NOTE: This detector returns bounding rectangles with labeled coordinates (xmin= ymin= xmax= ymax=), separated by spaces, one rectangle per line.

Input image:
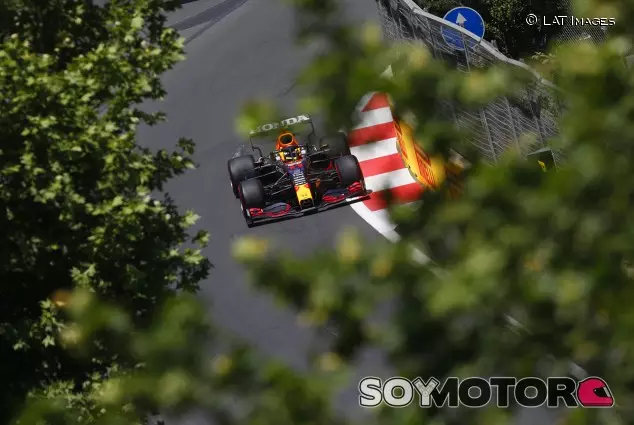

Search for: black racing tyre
xmin=335 ymin=155 xmax=363 ymax=187
xmin=238 ymin=179 xmax=265 ymax=210
xmin=307 ymin=132 xmax=319 ymax=147
xmin=228 ymin=155 xmax=256 ymax=198
xmin=320 ymin=132 xmax=350 ymax=157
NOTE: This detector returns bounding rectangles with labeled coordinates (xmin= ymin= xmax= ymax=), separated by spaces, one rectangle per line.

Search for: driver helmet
xmin=276 ymin=132 xmax=298 ymax=150
xmin=276 ymin=131 xmax=302 ymax=161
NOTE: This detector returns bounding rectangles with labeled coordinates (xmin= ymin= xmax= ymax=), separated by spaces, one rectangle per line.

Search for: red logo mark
xmin=576 ymin=377 xmax=614 ymax=407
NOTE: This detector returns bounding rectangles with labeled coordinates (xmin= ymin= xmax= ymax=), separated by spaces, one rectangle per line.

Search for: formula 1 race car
xmin=227 ymin=114 xmax=371 ymax=227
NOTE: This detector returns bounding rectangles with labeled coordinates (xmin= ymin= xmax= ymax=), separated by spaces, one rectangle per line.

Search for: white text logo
xmin=358 ymin=376 xmax=614 ymax=408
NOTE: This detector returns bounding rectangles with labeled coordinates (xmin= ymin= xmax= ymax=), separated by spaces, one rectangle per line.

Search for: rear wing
xmin=249 ymin=114 xmax=313 ymax=135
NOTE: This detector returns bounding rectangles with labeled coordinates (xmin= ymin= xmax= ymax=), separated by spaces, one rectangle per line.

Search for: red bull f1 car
xmin=227 ymin=114 xmax=371 ymax=227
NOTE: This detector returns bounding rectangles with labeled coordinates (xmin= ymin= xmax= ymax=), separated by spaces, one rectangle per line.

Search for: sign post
xmin=527 ymin=147 xmax=557 ymax=172
xmin=441 ymin=7 xmax=485 ymax=51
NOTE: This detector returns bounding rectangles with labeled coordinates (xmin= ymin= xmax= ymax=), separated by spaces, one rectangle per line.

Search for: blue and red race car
xmin=227 ymin=114 xmax=371 ymax=227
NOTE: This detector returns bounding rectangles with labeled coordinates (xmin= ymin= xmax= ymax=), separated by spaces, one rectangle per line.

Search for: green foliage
xmin=16 ymin=289 xmax=350 ymax=425
xmin=415 ymin=0 xmax=568 ymax=58
xmin=6 ymin=0 xmax=634 ymax=424
xmin=0 ymin=0 xmax=209 ymax=421
xmin=237 ymin=0 xmax=634 ymax=424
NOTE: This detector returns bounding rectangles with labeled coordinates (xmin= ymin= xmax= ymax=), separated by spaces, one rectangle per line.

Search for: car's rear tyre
xmin=321 ymin=132 xmax=350 ymax=157
xmin=308 ymin=132 xmax=319 ymax=147
xmin=228 ymin=155 xmax=256 ymax=198
xmin=335 ymin=155 xmax=363 ymax=187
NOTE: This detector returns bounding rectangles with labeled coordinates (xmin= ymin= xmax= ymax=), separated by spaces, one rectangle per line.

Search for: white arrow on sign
xmin=456 ymin=13 xmax=467 ymax=26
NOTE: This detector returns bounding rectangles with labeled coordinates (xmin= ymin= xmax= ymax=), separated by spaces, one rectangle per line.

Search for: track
xmin=139 ymin=0 xmax=387 ymax=416
xmin=138 ymin=0 xmax=564 ymax=422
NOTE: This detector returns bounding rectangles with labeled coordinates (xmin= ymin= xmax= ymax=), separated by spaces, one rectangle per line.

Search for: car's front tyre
xmin=228 ymin=155 xmax=256 ymax=198
xmin=335 ymin=155 xmax=364 ymax=187
xmin=238 ymin=179 xmax=265 ymax=227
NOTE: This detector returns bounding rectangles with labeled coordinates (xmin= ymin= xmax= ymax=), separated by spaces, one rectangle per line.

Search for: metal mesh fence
xmin=556 ymin=0 xmax=609 ymax=46
xmin=374 ymin=0 xmax=564 ymax=166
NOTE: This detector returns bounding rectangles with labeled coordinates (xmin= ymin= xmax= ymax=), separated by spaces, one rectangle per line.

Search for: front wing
xmin=244 ymin=182 xmax=371 ymax=226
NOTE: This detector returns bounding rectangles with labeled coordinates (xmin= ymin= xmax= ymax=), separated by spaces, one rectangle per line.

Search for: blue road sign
xmin=441 ymin=7 xmax=485 ymax=51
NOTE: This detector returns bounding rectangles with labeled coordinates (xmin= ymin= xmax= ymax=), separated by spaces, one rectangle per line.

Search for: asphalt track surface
xmin=138 ymin=0 xmax=563 ymax=423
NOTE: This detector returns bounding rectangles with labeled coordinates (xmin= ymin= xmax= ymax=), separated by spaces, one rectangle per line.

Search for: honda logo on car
xmin=250 ymin=115 xmax=310 ymax=134
xmin=358 ymin=376 xmax=614 ymax=408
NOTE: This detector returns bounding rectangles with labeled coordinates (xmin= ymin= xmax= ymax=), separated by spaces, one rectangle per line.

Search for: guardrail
xmin=374 ymin=0 xmax=565 ymax=166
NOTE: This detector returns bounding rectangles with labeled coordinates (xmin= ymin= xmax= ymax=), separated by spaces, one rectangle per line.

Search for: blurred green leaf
xmin=6 ymin=0 xmax=634 ymax=425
